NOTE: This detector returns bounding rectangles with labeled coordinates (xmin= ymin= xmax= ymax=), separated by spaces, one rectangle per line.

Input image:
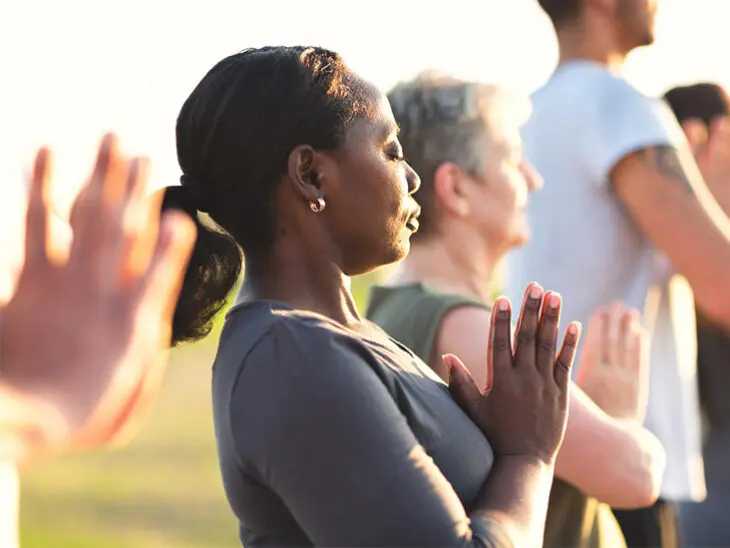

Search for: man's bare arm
xmin=634 ymin=146 xmax=695 ymax=195
xmin=612 ymin=144 xmax=730 ymax=328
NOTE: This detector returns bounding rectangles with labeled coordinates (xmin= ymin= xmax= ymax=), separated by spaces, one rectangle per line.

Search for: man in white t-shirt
xmin=509 ymin=1 xmax=730 ymax=546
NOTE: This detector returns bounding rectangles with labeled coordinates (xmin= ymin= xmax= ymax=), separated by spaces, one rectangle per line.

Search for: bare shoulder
xmin=612 ymin=145 xmax=699 ymax=197
xmin=434 ymin=306 xmax=492 ymax=387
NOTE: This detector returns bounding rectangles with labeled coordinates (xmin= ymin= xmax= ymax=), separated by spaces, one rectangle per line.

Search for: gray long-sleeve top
xmin=211 ymin=301 xmax=510 ymax=547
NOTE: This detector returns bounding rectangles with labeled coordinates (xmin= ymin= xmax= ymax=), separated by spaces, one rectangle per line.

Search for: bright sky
xmin=1 ymin=0 xmax=730 ymax=254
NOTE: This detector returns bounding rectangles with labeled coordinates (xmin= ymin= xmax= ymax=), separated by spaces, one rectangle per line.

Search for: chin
xmin=634 ymin=24 xmax=655 ymax=47
xmin=390 ymin=239 xmax=411 ymax=264
xmin=358 ymin=240 xmax=409 ymax=275
xmin=509 ymin=230 xmax=530 ymax=251
xmin=638 ymin=33 xmax=654 ymax=47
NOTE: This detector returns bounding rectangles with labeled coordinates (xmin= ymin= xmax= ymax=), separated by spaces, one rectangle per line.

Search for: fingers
xmin=445 ymin=354 xmax=482 ymax=418
xmin=24 ymin=148 xmax=53 ymax=271
xmin=104 ymin=157 xmax=152 ymax=288
xmin=555 ymin=322 xmax=581 ymax=390
xmin=709 ymin=116 xmax=730 ymax=151
xmin=619 ymin=308 xmax=639 ymax=368
xmin=137 ymin=211 xmax=196 ymax=327
xmin=681 ymin=118 xmax=709 ymax=157
xmin=68 ymin=134 xmax=124 ymax=272
xmin=512 ymin=281 xmax=538 ymax=354
xmin=68 ymin=135 xmax=155 ymax=295
xmin=536 ymin=291 xmax=561 ymax=376
xmin=490 ymin=297 xmax=513 ymax=384
xmin=514 ymin=284 xmax=543 ymax=369
xmin=125 ymin=166 xmax=162 ymax=282
xmin=627 ymin=321 xmax=649 ymax=373
xmin=602 ymin=303 xmax=621 ymax=365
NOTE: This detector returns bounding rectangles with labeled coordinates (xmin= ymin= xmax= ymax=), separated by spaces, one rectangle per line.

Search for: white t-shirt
xmin=508 ymin=61 xmax=705 ymax=501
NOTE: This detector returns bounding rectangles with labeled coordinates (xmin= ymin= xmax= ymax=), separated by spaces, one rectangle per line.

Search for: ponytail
xmin=160 ymin=186 xmax=242 ymax=346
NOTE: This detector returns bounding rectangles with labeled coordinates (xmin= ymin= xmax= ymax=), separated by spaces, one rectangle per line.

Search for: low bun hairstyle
xmin=163 ymin=46 xmax=370 ymax=346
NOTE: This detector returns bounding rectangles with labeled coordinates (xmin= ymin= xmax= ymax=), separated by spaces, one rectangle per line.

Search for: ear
xmin=286 ymin=145 xmax=324 ymax=204
xmin=433 ymin=162 xmax=470 ymax=218
xmin=681 ymin=118 xmax=709 ymax=156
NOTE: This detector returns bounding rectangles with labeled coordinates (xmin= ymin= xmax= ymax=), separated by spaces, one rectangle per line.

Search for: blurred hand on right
xmin=576 ymin=303 xmax=650 ymax=423
xmin=685 ymin=115 xmax=730 ymax=190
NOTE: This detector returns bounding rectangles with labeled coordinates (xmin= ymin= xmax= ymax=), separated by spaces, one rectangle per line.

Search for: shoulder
xmin=434 ymin=305 xmax=493 ymax=387
xmin=537 ymin=64 xmax=661 ymax=119
xmin=222 ymin=302 xmax=369 ymax=375
xmin=438 ymin=303 xmax=493 ymax=337
xmin=218 ymin=306 xmax=412 ymax=464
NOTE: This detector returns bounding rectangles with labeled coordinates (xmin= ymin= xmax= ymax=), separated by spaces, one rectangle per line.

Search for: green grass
xmin=20 ymin=343 xmax=238 ymax=548
xmin=19 ymin=273 xmax=384 ymax=548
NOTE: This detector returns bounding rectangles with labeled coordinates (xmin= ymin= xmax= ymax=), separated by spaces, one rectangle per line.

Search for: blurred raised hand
xmin=684 ymin=115 xmax=730 ymax=190
xmin=575 ymin=302 xmax=650 ymax=423
xmin=0 ymin=134 xmax=195 ymax=462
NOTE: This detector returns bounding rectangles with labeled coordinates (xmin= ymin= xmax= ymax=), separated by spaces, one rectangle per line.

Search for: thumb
xmin=444 ymin=354 xmax=482 ymax=418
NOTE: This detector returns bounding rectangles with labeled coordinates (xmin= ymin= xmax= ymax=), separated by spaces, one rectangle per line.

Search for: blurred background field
xmin=17 ymin=273 xmax=381 ymax=548
xmin=20 ymin=342 xmax=236 ymax=548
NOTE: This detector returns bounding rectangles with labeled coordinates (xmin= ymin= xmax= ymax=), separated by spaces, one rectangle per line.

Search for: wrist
xmin=0 ymin=384 xmax=73 ymax=462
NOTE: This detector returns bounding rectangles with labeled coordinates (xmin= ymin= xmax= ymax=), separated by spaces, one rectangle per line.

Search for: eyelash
xmin=388 ymin=151 xmax=404 ymax=162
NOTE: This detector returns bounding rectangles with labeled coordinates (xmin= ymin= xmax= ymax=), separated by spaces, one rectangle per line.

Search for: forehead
xmin=488 ymin=113 xmax=524 ymax=148
xmin=345 ymin=84 xmax=398 ymax=145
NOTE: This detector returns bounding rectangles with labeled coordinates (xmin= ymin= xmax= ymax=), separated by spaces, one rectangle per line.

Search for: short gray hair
xmin=388 ymin=71 xmax=531 ymax=239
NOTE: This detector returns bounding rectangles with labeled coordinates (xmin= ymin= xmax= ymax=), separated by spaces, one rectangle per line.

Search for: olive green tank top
xmin=366 ymin=283 xmax=626 ymax=548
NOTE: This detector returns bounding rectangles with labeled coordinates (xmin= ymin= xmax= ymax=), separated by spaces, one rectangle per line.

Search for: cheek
xmin=499 ymin=171 xmax=528 ymax=210
xmin=380 ymin=164 xmax=410 ymax=215
xmin=339 ymin=159 xmax=406 ymax=235
xmin=514 ymin=179 xmax=529 ymax=208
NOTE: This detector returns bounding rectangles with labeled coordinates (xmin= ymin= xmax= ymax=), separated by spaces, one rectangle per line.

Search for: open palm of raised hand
xmin=694 ymin=116 xmax=730 ymax=189
xmin=0 ymin=135 xmax=195 ymax=456
xmin=576 ymin=302 xmax=649 ymax=423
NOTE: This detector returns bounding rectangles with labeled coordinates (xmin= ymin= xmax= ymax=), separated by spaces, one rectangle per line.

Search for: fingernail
xmin=530 ymin=285 xmax=542 ymax=299
xmin=498 ymin=299 xmax=509 ymax=311
xmin=550 ymin=293 xmax=560 ymax=309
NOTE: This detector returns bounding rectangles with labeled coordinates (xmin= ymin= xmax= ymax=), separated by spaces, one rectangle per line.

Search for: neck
xmin=389 ymin=232 xmax=501 ymax=303
xmin=238 ymin=242 xmax=361 ymax=327
xmin=555 ymin=20 xmax=628 ymax=69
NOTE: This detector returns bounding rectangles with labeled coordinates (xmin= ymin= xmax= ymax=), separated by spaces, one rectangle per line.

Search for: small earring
xmin=310 ymin=197 xmax=326 ymax=213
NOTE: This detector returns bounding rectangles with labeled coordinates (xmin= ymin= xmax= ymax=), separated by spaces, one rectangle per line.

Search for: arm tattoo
xmin=636 ymin=146 xmax=695 ymax=195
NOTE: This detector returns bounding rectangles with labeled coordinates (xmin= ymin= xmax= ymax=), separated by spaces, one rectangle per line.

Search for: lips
xmin=406 ymin=207 xmax=421 ymax=232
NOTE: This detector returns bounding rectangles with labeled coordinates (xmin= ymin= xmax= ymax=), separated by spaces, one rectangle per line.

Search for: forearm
xmin=700 ymin=173 xmax=730 ymax=220
xmin=471 ymin=455 xmax=555 ymax=547
xmin=555 ymin=386 xmax=665 ymax=508
xmin=602 ymin=421 xmax=666 ymax=508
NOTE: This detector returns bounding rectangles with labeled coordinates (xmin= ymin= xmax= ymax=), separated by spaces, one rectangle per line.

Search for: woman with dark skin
xmin=163 ymin=45 xmax=581 ymax=547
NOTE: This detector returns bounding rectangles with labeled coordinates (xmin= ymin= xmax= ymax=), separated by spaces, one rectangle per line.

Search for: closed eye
xmin=385 ymin=141 xmax=405 ymax=162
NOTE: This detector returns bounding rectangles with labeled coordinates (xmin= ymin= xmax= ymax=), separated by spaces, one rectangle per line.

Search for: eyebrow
xmin=383 ymin=121 xmax=400 ymax=139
